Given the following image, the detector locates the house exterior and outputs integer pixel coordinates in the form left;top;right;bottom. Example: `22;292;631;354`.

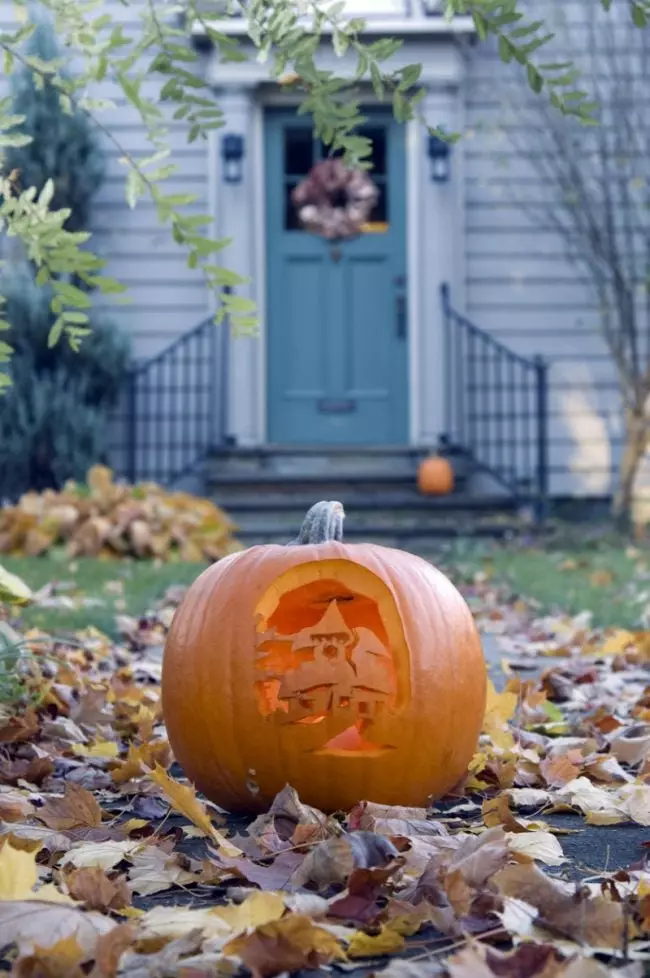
1;0;628;508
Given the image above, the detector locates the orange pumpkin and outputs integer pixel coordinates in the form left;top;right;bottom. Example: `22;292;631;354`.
162;501;486;814
417;455;455;496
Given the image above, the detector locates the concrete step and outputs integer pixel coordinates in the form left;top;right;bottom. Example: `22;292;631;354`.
208;444;425;477
232;516;523;547
213;489;501;511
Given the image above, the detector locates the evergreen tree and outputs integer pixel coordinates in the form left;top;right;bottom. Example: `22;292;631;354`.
0;20;129;500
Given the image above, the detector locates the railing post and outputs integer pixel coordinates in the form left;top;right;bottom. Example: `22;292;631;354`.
533;355;549;523
125;368;138;484
440;283;451;441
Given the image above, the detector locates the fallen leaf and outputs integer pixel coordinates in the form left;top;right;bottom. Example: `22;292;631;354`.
64;866;131;911
127;846;197;896
36;783;105;830
0;841;73;903
147;764;240;856
116;930;204;978
12;935;86;978
506;831;567;866
213;890;286;935
60;840;142;871
224;912;344;978
346;921;406;958
494;862;625;949
88;923;136;978
0;899;115;954
289;832;398;890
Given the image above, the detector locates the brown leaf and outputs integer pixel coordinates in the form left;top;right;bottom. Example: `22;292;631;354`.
447;942;566;978
224;913;344;978
210;849;306;891
64;867;131;912
0;756;54;786
328;864;400;924
0;708;40;744
87;923;136;978
482;794;530;833
12;936;86;978
0;789;35;822
289;832;399;891
540;752;584;788
495;862;626;949
36;783;105;831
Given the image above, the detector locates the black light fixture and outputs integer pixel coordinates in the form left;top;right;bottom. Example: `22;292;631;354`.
221;133;245;184
427;133;451;183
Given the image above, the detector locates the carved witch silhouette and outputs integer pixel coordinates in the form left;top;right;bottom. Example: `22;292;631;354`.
254;592;398;755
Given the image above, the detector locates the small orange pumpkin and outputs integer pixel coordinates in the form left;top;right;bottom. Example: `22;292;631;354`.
417;455;455;496
162;501;486;814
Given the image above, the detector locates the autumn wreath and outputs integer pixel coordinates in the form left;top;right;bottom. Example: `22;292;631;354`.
291;158;379;241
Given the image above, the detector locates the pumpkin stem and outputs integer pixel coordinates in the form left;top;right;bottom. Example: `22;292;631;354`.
291;500;345;544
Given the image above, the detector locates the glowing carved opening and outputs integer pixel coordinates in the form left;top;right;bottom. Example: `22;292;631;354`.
253;562;410;756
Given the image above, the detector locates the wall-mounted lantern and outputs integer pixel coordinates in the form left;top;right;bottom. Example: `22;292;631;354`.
427;133;451;183
221;133;245;184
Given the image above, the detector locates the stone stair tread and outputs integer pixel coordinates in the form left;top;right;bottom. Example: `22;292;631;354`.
219;491;508;512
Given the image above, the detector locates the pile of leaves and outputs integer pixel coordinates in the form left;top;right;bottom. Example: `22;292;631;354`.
0;465;241;563
0;584;647;976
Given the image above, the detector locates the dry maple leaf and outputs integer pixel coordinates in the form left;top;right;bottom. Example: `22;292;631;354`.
213;890;286;935
60;839;142;871
146;764;240;856
290;832;399;891
0;899;115;955
0;841;73;903
116;930;204;978
494;862;626;949
224;912;344;978
12;934;87;978
110;742;171;784
346;920;406;958
446;941;567;978
127;846;198;896
506;831;567;867
0;756;54;786
36;783;105;831
64;866;131;912
540;752;584;788
87;922;136;978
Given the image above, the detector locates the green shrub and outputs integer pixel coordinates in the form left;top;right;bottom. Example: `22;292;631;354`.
0;266;130;500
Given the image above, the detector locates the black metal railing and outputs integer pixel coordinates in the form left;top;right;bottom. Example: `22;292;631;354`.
109;295;231;485
441;283;549;518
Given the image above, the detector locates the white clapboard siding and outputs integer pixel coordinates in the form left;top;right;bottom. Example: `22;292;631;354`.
462;6;640;498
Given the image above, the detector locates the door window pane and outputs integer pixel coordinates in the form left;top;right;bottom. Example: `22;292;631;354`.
284;127;314;176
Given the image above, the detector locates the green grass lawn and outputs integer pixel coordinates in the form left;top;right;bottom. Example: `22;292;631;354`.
1;552;208;637
440;533;650;629
4;529;650;639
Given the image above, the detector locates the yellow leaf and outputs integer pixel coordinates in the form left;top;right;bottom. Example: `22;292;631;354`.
212;891;286;935
71;741;119;759
601;630;636;655
147;764;241;857
482;679;517;749
0;564;33;605
0;842;73;903
347;922;405;958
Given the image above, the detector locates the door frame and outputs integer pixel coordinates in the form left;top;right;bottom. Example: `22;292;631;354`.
253;92;422;446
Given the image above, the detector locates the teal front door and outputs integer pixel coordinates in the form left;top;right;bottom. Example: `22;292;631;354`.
265;109;408;444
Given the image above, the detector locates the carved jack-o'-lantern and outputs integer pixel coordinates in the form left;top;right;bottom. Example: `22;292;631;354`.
162;501;486;813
